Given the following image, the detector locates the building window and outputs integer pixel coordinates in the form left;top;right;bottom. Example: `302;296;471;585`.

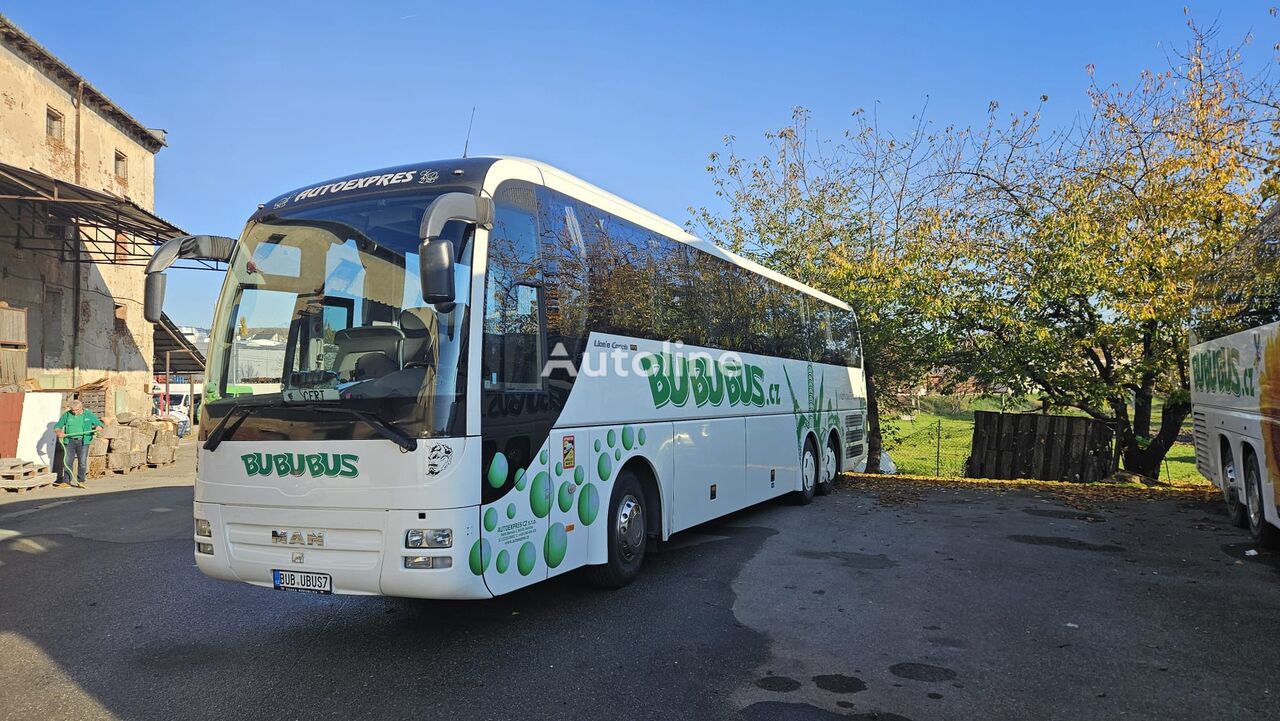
46;107;64;141
114;303;128;332
114;150;128;179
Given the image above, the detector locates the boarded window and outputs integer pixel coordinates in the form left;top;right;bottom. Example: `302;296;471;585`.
114;303;127;332
42;287;63;363
114;150;127;178
45;107;63;141
114;232;130;261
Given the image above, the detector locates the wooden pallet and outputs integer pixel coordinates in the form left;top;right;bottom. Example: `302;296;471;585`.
145;460;177;469
0;459;46;481
2;472;57;492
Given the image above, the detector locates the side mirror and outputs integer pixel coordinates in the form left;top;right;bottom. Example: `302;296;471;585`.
419;239;456;305
143;234;236;323
144;273;167;323
417;192;494;304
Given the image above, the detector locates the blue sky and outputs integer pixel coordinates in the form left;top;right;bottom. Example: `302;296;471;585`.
4;1;1275;327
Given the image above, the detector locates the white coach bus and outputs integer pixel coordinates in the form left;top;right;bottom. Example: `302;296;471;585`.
143;157;867;599
1191;320;1280;545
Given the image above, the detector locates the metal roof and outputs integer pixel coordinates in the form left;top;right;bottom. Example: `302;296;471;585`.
0;13;166;153
0;161;221;270
153;313;205;374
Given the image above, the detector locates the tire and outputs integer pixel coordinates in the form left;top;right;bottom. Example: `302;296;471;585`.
585;469;648;588
791;436;818;506
1243;454;1280;547
1223;445;1248;528
816;434;839;496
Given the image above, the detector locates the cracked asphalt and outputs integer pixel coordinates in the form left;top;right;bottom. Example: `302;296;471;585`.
2;452;1278;721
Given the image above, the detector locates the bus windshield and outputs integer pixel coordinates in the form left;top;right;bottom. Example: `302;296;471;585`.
204;193;474;440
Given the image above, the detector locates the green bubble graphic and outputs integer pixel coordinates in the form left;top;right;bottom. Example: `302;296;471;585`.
517;541;536;576
638;428;647;446
578;483;600;526
486;453;508;489
598;452;613;482
506;502;517;519
544;523;568;569
615;448;622;461
594;439;601;452
540;448;548;465
607;429;617;448
558;481;574;513
530;472;552;518
514;468;528;491
622;425;635;450
483;507;497;532
468;538;491;575
496;549;510;574
574;465;585;486
555;462;563;477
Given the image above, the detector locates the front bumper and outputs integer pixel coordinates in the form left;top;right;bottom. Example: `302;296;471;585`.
193;502;490;599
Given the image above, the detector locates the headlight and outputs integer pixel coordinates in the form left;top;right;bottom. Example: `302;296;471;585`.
195;519;212;537
405;528;452;548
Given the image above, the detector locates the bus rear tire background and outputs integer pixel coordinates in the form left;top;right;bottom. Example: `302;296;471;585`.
1222;441;1248;528
585;468;647;589
791;436;818;506
816;433;839;496
1243;451;1280;547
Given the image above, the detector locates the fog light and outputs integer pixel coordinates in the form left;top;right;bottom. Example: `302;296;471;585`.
405;528;452;548
404;555;452;569
196;542;214;555
195;519;212;538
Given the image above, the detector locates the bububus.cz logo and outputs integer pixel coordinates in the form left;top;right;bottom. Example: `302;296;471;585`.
241;453;359;478
539;339;782;409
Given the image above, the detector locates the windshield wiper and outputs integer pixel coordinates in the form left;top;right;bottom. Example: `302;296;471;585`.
307;406;418;452
203;404;257;451
202;402;417;453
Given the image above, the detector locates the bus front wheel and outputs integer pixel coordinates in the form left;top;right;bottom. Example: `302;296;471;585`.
586;469;647;588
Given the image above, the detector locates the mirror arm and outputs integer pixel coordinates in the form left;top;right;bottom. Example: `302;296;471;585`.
143;234;237;323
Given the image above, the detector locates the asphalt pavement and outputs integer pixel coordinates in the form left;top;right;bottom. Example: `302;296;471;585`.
2;452;1278;721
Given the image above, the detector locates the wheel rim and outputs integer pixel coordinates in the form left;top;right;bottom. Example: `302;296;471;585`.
802;449;816;492
1224;456;1237;504
615;494;644;562
1247;464;1263;528
822;444;837;484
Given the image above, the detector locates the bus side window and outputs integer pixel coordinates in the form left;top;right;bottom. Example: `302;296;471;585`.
483;204;544;390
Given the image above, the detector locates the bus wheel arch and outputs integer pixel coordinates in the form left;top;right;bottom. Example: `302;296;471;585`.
1221;435;1247;528
621;456;665;540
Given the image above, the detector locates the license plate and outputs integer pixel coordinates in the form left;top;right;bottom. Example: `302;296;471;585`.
272;569;332;594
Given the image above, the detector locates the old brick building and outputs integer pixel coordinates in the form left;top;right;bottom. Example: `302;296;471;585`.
0;13;201;416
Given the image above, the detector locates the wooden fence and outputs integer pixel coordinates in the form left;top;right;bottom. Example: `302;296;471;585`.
966;411;1115;483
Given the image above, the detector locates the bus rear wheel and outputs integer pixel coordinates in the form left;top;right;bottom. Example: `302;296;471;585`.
791;437;818;506
1244;454;1280;547
1222;444;1247;528
586;469;647;588
816;434;839;496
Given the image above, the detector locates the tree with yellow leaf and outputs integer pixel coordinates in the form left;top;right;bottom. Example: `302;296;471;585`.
947;19;1276;478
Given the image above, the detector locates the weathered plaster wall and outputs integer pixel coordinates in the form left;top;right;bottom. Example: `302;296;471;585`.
0;35;160;416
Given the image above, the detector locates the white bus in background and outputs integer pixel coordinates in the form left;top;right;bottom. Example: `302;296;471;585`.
143;157;867;599
1191;321;1280;545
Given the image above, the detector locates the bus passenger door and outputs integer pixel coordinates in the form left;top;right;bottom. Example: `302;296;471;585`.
546;429;588;577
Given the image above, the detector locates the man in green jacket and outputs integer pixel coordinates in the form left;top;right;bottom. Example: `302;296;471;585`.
54;400;104;488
